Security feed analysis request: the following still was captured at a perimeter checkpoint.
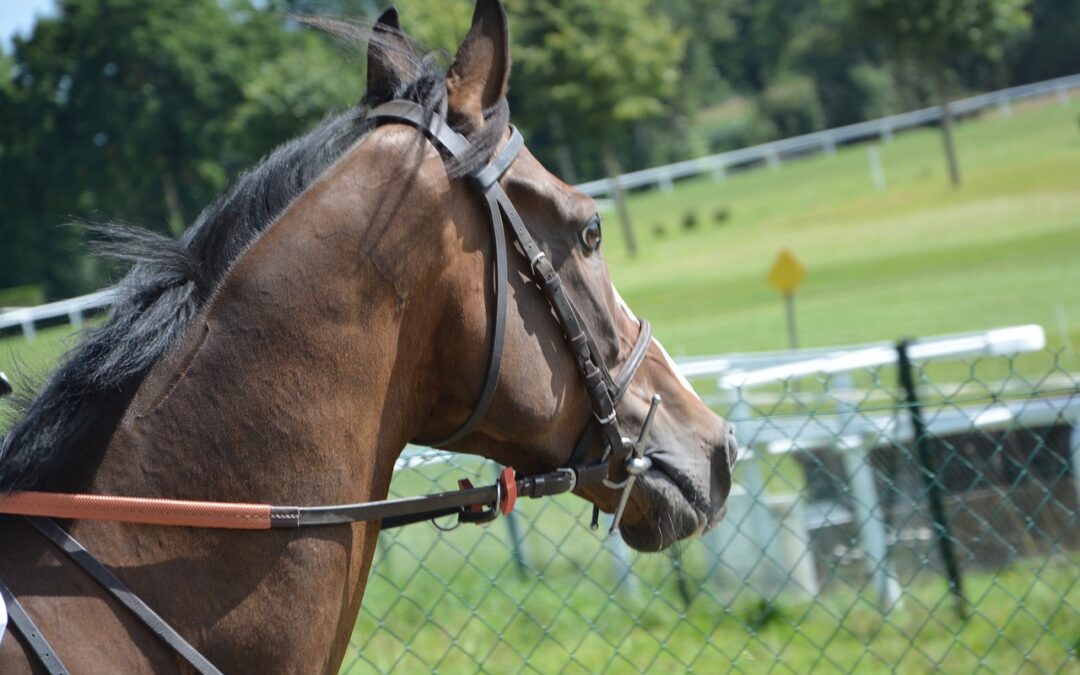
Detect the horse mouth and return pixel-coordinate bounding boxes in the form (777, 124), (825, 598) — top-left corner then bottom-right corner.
(616, 453), (715, 552)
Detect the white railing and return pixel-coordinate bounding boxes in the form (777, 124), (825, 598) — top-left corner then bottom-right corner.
(395, 324), (1049, 467)
(675, 324), (1046, 387)
(0, 289), (117, 340)
(698, 323), (1074, 612)
(574, 72), (1080, 198)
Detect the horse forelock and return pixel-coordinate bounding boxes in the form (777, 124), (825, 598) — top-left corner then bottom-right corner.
(0, 23), (509, 492)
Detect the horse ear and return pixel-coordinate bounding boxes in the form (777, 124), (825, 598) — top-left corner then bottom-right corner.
(446, 0), (510, 129)
(366, 7), (416, 103)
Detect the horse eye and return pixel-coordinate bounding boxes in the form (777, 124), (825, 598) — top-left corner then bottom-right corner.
(580, 215), (602, 253)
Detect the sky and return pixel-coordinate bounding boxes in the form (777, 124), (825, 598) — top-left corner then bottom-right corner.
(0, 0), (55, 50)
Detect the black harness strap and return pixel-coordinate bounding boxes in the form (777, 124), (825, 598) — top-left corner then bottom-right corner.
(26, 517), (223, 675)
(0, 576), (70, 675)
(368, 102), (516, 448)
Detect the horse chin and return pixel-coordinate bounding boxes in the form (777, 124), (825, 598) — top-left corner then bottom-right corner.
(616, 462), (712, 553)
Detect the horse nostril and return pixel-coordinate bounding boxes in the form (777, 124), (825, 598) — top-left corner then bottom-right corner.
(724, 423), (739, 468)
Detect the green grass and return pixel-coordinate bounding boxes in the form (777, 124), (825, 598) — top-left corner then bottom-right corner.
(602, 98), (1080, 369)
(344, 458), (1080, 673)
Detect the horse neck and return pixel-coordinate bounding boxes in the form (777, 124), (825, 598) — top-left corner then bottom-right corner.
(59, 141), (456, 671)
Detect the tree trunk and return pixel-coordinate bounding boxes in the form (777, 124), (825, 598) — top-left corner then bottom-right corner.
(934, 68), (962, 187)
(603, 146), (637, 257)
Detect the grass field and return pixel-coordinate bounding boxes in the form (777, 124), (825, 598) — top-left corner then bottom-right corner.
(344, 457), (1080, 674)
(602, 97), (1080, 370)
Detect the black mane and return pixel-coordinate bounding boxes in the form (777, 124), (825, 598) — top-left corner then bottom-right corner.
(0, 24), (508, 491)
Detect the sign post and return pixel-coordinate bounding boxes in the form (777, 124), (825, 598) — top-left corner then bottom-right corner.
(767, 248), (807, 351)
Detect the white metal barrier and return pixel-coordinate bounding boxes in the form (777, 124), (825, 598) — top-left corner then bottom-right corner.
(575, 72), (1080, 198)
(0, 289), (116, 340)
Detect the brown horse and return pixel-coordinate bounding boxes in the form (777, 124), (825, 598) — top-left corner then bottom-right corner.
(0, 2), (736, 672)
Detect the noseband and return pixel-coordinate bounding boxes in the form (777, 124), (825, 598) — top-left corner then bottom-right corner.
(0, 99), (660, 675)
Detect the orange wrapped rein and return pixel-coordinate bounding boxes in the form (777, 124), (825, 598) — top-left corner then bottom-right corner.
(0, 491), (273, 529)
(0, 467), (578, 531)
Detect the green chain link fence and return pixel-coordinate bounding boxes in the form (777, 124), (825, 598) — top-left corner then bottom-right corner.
(341, 331), (1080, 674)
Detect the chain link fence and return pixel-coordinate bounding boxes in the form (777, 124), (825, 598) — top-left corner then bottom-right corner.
(341, 342), (1080, 674)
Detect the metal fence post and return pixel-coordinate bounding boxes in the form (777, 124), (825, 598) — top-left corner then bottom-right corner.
(739, 450), (788, 602)
(503, 511), (530, 578)
(710, 161), (727, 182)
(17, 310), (36, 341)
(657, 172), (674, 193)
(1070, 420), (1080, 515)
(867, 144), (886, 192)
(842, 436), (902, 612)
(896, 339), (968, 620)
(606, 532), (639, 597)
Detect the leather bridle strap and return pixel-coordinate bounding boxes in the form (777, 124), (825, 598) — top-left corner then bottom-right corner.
(566, 318), (652, 468)
(366, 101), (513, 448)
(0, 575), (69, 675)
(26, 516), (224, 675)
(0, 460), (611, 530)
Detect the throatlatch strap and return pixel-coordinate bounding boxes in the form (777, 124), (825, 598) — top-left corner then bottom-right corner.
(27, 517), (223, 675)
(0, 576), (70, 675)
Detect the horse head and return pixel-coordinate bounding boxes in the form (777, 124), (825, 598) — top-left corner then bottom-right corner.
(372, 0), (738, 552)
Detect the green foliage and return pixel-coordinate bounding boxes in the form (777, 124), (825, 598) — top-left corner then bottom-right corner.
(507, 0), (685, 179)
(848, 62), (903, 120)
(757, 76), (826, 137)
(512, 0), (684, 137)
(2, 0), (1080, 295)
(0, 0), (363, 297)
(0, 285), (45, 308)
(847, 0), (1031, 66)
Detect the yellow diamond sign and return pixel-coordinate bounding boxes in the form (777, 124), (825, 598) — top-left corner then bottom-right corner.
(767, 248), (806, 295)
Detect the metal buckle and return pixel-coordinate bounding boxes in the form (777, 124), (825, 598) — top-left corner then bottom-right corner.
(529, 251), (548, 275)
(554, 467), (577, 492)
(455, 477), (501, 525)
(594, 408), (617, 425)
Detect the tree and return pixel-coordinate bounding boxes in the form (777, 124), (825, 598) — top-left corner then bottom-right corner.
(847, 0), (1030, 186)
(0, 0), (362, 297)
(507, 0), (685, 256)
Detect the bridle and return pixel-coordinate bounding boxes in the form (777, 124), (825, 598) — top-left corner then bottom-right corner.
(370, 99), (659, 529)
(0, 99), (659, 674)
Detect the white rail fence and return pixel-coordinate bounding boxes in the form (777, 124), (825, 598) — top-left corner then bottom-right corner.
(0, 289), (116, 340)
(393, 325), (1073, 612)
(575, 72), (1080, 197)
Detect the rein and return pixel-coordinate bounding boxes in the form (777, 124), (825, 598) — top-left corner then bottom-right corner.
(0, 99), (657, 674)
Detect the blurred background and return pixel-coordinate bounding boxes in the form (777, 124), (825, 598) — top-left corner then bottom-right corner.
(2, 1), (1080, 673)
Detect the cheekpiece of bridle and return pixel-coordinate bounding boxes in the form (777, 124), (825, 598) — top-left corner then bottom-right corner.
(366, 99), (658, 535)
